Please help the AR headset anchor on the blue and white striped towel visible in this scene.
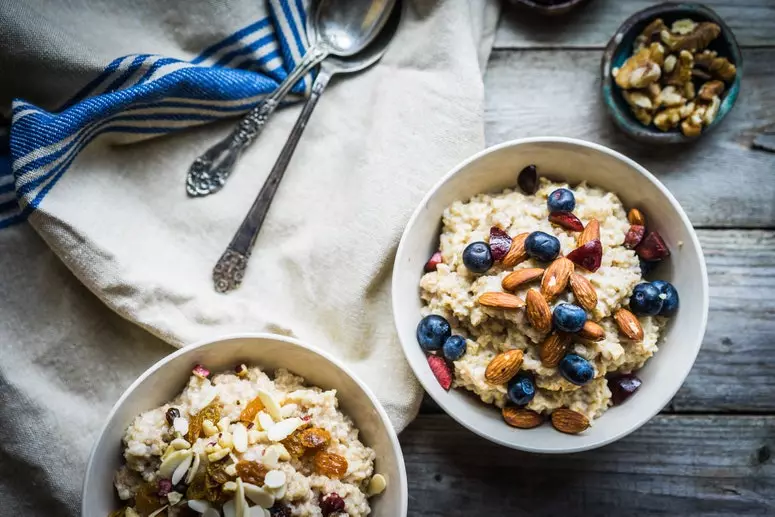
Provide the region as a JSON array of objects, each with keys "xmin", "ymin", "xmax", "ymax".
[{"xmin": 0, "ymin": 0, "xmax": 311, "ymax": 229}]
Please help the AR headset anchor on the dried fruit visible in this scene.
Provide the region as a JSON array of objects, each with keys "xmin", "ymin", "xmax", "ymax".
[
  {"xmin": 525, "ymin": 289, "xmax": 552, "ymax": 333},
  {"xmin": 501, "ymin": 267, "xmax": 544, "ymax": 291},
  {"xmin": 624, "ymin": 225, "xmax": 646, "ymax": 249},
  {"xmin": 577, "ymin": 219, "xmax": 600, "ymax": 247},
  {"xmin": 192, "ymin": 364, "xmax": 210, "ymax": 379},
  {"xmin": 269, "ymin": 504, "xmax": 293, "ymax": 517},
  {"xmin": 314, "ymin": 452, "xmax": 348, "ymax": 479},
  {"xmin": 484, "ymin": 349, "xmax": 524, "ymax": 384},
  {"xmin": 489, "ymin": 227, "xmax": 512, "ymax": 261},
  {"xmin": 235, "ymin": 460, "xmax": 268, "ymax": 486},
  {"xmin": 234, "ymin": 363, "xmax": 248, "ymax": 378},
  {"xmin": 299, "ymin": 427, "xmax": 331, "ymax": 450},
  {"xmin": 567, "ymin": 239, "xmax": 602, "ymax": 273},
  {"xmin": 157, "ymin": 479, "xmax": 173, "ymax": 498},
  {"xmin": 478, "ymin": 292, "xmax": 525, "ymax": 310},
  {"xmin": 424, "ymin": 250, "xmax": 443, "ymax": 272},
  {"xmin": 187, "ymin": 401, "xmax": 221, "ymax": 443},
  {"xmin": 548, "ymin": 212, "xmax": 584, "ymax": 232},
  {"xmin": 517, "ymin": 164, "xmax": 538, "ymax": 194},
  {"xmin": 578, "ymin": 320, "xmax": 605, "ymax": 341},
  {"xmin": 541, "ymin": 257, "xmax": 574, "ymax": 300},
  {"xmin": 427, "ymin": 355, "xmax": 453, "ymax": 390},
  {"xmin": 660, "ymin": 22, "xmax": 720, "ymax": 52},
  {"xmin": 502, "ymin": 407, "xmax": 543, "ymax": 429},
  {"xmin": 698, "ymin": 80, "xmax": 725, "ymax": 102},
  {"xmin": 614, "ymin": 308, "xmax": 644, "ymax": 341},
  {"xmin": 240, "ymin": 396, "xmax": 265, "ymax": 424},
  {"xmin": 551, "ymin": 408, "xmax": 590, "ymax": 434},
  {"xmin": 636, "ymin": 231, "xmax": 670, "ymax": 261},
  {"xmin": 539, "ymin": 332, "xmax": 571, "ymax": 368},
  {"xmin": 281, "ymin": 429, "xmax": 308, "ymax": 458},
  {"xmin": 320, "ymin": 493, "xmax": 346, "ymax": 516},
  {"xmin": 165, "ymin": 407, "xmax": 181, "ymax": 427},
  {"xmin": 502, "ymin": 232, "xmax": 530, "ymax": 268},
  {"xmin": 627, "ymin": 208, "xmax": 645, "ymax": 227},
  {"xmin": 569, "ymin": 273, "xmax": 597, "ymax": 312},
  {"xmin": 134, "ymin": 482, "xmax": 164, "ymax": 515},
  {"xmin": 608, "ymin": 374, "xmax": 643, "ymax": 405}
]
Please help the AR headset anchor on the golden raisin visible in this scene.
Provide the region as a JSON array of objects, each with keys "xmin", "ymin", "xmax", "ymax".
[
  {"xmin": 313, "ymin": 451, "xmax": 348, "ymax": 479},
  {"xmin": 133, "ymin": 482, "xmax": 163, "ymax": 516},
  {"xmin": 186, "ymin": 400, "xmax": 221, "ymax": 443},
  {"xmin": 239, "ymin": 396, "xmax": 265, "ymax": 423},
  {"xmin": 299, "ymin": 427, "xmax": 331, "ymax": 450},
  {"xmin": 186, "ymin": 473, "xmax": 208, "ymax": 501},
  {"xmin": 235, "ymin": 460, "xmax": 268, "ymax": 485},
  {"xmin": 207, "ymin": 460, "xmax": 234, "ymax": 486},
  {"xmin": 281, "ymin": 429, "xmax": 307, "ymax": 458}
]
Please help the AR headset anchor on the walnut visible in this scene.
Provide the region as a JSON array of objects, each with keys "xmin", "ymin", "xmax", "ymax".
[
  {"xmin": 663, "ymin": 54, "xmax": 677, "ymax": 73},
  {"xmin": 666, "ymin": 50, "xmax": 694, "ymax": 86},
  {"xmin": 655, "ymin": 86, "xmax": 684, "ymax": 108},
  {"xmin": 694, "ymin": 50, "xmax": 737, "ymax": 81},
  {"xmin": 623, "ymin": 90, "xmax": 654, "ymax": 110},
  {"xmin": 632, "ymin": 108, "xmax": 653, "ymax": 126},
  {"xmin": 660, "ymin": 22, "xmax": 720, "ymax": 52},
  {"xmin": 681, "ymin": 119, "xmax": 702, "ymax": 137},
  {"xmin": 615, "ymin": 44, "xmax": 662, "ymax": 89},
  {"xmin": 634, "ymin": 18, "xmax": 668, "ymax": 51},
  {"xmin": 653, "ymin": 107, "xmax": 683, "ymax": 131},
  {"xmin": 684, "ymin": 81, "xmax": 696, "ymax": 100},
  {"xmin": 679, "ymin": 102, "xmax": 696, "ymax": 119},
  {"xmin": 698, "ymin": 80, "xmax": 725, "ymax": 102},
  {"xmin": 671, "ymin": 19, "xmax": 698, "ymax": 35},
  {"xmin": 702, "ymin": 96, "xmax": 721, "ymax": 125},
  {"xmin": 691, "ymin": 68, "xmax": 712, "ymax": 81}
]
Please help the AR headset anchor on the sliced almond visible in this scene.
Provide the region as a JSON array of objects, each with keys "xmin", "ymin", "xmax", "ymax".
[
  {"xmin": 578, "ymin": 320, "xmax": 606, "ymax": 341},
  {"xmin": 257, "ymin": 389, "xmax": 283, "ymax": 420},
  {"xmin": 169, "ymin": 437, "xmax": 191, "ymax": 450},
  {"xmin": 159, "ymin": 449, "xmax": 193, "ymax": 479},
  {"xmin": 502, "ymin": 407, "xmax": 543, "ymax": 429},
  {"xmin": 368, "ymin": 473, "xmax": 388, "ymax": 496},
  {"xmin": 243, "ymin": 482, "xmax": 275, "ymax": 509},
  {"xmin": 257, "ymin": 411, "xmax": 275, "ymax": 431},
  {"xmin": 478, "ymin": 292, "xmax": 525, "ymax": 310},
  {"xmin": 261, "ymin": 446, "xmax": 281, "ymax": 469},
  {"xmin": 551, "ymin": 408, "xmax": 590, "ymax": 434},
  {"xmin": 207, "ymin": 447, "xmax": 230, "ymax": 463},
  {"xmin": 484, "ymin": 349, "xmax": 524, "ymax": 384},
  {"xmin": 264, "ymin": 470, "xmax": 286, "ymax": 489},
  {"xmin": 569, "ymin": 273, "xmax": 598, "ymax": 312},
  {"xmin": 502, "ymin": 267, "xmax": 544, "ymax": 291},
  {"xmin": 539, "ymin": 332, "xmax": 571, "ymax": 367},
  {"xmin": 502, "ymin": 232, "xmax": 529, "ymax": 267},
  {"xmin": 577, "ymin": 219, "xmax": 600, "ymax": 247},
  {"xmin": 235, "ymin": 477, "xmax": 249, "ymax": 517},
  {"xmin": 267, "ymin": 417, "xmax": 305, "ymax": 442},
  {"xmin": 627, "ymin": 208, "xmax": 646, "ymax": 226},
  {"xmin": 185, "ymin": 451, "xmax": 201, "ymax": 485},
  {"xmin": 171, "ymin": 452, "xmax": 194, "ymax": 485},
  {"xmin": 232, "ymin": 422, "xmax": 248, "ymax": 453},
  {"xmin": 148, "ymin": 506, "xmax": 169, "ymax": 517},
  {"xmin": 525, "ymin": 289, "xmax": 552, "ymax": 333},
  {"xmin": 188, "ymin": 500, "xmax": 211, "ymax": 513},
  {"xmin": 173, "ymin": 417, "xmax": 189, "ymax": 436},
  {"xmin": 541, "ymin": 257, "xmax": 574, "ymax": 300},
  {"xmin": 614, "ymin": 308, "xmax": 644, "ymax": 341}
]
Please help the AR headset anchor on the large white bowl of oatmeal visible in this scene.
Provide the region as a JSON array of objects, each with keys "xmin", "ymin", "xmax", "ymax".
[
  {"xmin": 82, "ymin": 334, "xmax": 407, "ymax": 517},
  {"xmin": 392, "ymin": 137, "xmax": 708, "ymax": 453}
]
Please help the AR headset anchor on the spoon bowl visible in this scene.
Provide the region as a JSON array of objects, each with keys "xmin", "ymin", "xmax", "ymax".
[{"xmin": 314, "ymin": 0, "xmax": 396, "ymax": 56}]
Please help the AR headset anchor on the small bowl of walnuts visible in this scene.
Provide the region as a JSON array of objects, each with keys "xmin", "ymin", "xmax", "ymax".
[{"xmin": 601, "ymin": 2, "xmax": 742, "ymax": 144}]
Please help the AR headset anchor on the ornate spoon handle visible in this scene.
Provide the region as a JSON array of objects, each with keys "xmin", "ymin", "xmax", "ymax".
[
  {"xmin": 212, "ymin": 68, "xmax": 333, "ymax": 293},
  {"xmin": 186, "ymin": 46, "xmax": 328, "ymax": 197}
]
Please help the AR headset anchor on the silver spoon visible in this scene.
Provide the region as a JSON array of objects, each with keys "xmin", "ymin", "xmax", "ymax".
[
  {"xmin": 212, "ymin": 0, "xmax": 402, "ymax": 293},
  {"xmin": 186, "ymin": 0, "xmax": 396, "ymax": 197}
]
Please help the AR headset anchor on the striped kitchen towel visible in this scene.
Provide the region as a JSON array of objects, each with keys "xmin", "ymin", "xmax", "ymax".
[{"xmin": 0, "ymin": 0, "xmax": 312, "ymax": 229}]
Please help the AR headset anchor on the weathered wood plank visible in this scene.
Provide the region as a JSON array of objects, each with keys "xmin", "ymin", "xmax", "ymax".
[
  {"xmin": 495, "ymin": 0, "xmax": 775, "ymax": 49},
  {"xmin": 484, "ymin": 48, "xmax": 775, "ymax": 228},
  {"xmin": 401, "ymin": 414, "xmax": 775, "ymax": 516}
]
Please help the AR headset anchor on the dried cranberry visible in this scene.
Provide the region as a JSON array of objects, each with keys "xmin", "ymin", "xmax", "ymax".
[
  {"xmin": 269, "ymin": 504, "xmax": 292, "ymax": 517},
  {"xmin": 157, "ymin": 478, "xmax": 173, "ymax": 497},
  {"xmin": 489, "ymin": 227, "xmax": 512, "ymax": 261},
  {"xmin": 320, "ymin": 493, "xmax": 346, "ymax": 516},
  {"xmin": 424, "ymin": 250, "xmax": 443, "ymax": 272},
  {"xmin": 566, "ymin": 239, "xmax": 602, "ymax": 272},
  {"xmin": 548, "ymin": 212, "xmax": 584, "ymax": 232},
  {"xmin": 624, "ymin": 225, "xmax": 646, "ymax": 249},
  {"xmin": 636, "ymin": 231, "xmax": 670, "ymax": 261},
  {"xmin": 517, "ymin": 164, "xmax": 538, "ymax": 194},
  {"xmin": 165, "ymin": 408, "xmax": 180, "ymax": 427},
  {"xmin": 608, "ymin": 374, "xmax": 643, "ymax": 405}
]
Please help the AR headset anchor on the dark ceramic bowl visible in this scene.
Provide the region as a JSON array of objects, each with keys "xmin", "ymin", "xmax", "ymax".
[
  {"xmin": 510, "ymin": 0, "xmax": 590, "ymax": 16},
  {"xmin": 601, "ymin": 2, "xmax": 742, "ymax": 144}
]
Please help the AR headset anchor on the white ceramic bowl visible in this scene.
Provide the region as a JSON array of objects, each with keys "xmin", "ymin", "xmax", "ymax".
[
  {"xmin": 392, "ymin": 137, "xmax": 708, "ymax": 453},
  {"xmin": 82, "ymin": 333, "xmax": 408, "ymax": 516}
]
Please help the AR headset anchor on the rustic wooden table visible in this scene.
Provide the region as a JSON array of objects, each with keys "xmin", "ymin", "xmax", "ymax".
[{"xmin": 399, "ymin": 1, "xmax": 775, "ymax": 515}]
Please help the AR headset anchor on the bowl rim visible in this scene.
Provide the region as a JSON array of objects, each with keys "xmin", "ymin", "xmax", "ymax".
[
  {"xmin": 391, "ymin": 136, "xmax": 709, "ymax": 453},
  {"xmin": 81, "ymin": 332, "xmax": 409, "ymax": 516},
  {"xmin": 600, "ymin": 2, "xmax": 743, "ymax": 144}
]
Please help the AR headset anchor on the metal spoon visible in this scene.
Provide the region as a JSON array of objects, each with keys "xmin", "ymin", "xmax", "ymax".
[
  {"xmin": 212, "ymin": 1, "xmax": 402, "ymax": 293},
  {"xmin": 186, "ymin": 0, "xmax": 396, "ymax": 197}
]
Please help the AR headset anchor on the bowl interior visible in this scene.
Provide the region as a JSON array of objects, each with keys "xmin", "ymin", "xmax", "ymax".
[
  {"xmin": 393, "ymin": 138, "xmax": 708, "ymax": 453},
  {"xmin": 602, "ymin": 3, "xmax": 742, "ymax": 144},
  {"xmin": 82, "ymin": 334, "xmax": 407, "ymax": 516}
]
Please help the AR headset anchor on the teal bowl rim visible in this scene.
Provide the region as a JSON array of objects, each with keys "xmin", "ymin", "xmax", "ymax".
[{"xmin": 601, "ymin": 2, "xmax": 743, "ymax": 145}]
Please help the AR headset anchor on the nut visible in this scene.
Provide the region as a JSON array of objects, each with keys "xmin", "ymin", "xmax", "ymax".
[
  {"xmin": 663, "ymin": 54, "xmax": 677, "ymax": 73},
  {"xmin": 627, "ymin": 208, "xmax": 646, "ymax": 226},
  {"xmin": 666, "ymin": 50, "xmax": 694, "ymax": 86},
  {"xmin": 679, "ymin": 101, "xmax": 696, "ymax": 119},
  {"xmin": 656, "ymin": 85, "xmax": 684, "ymax": 107},
  {"xmin": 681, "ymin": 118, "xmax": 702, "ymax": 138},
  {"xmin": 622, "ymin": 90, "xmax": 653, "ymax": 110},
  {"xmin": 484, "ymin": 349, "xmax": 524, "ymax": 384},
  {"xmin": 502, "ymin": 407, "xmax": 543, "ymax": 429},
  {"xmin": 502, "ymin": 232, "xmax": 530, "ymax": 268},
  {"xmin": 541, "ymin": 257, "xmax": 574, "ymax": 300},
  {"xmin": 654, "ymin": 106, "xmax": 683, "ymax": 131},
  {"xmin": 539, "ymin": 332, "xmax": 571, "ymax": 368},
  {"xmin": 551, "ymin": 408, "xmax": 590, "ymax": 434},
  {"xmin": 671, "ymin": 18, "xmax": 697, "ymax": 35},
  {"xmin": 502, "ymin": 267, "xmax": 544, "ymax": 291},
  {"xmin": 525, "ymin": 289, "xmax": 552, "ymax": 333},
  {"xmin": 614, "ymin": 45, "xmax": 662, "ymax": 89},
  {"xmin": 694, "ymin": 50, "xmax": 737, "ymax": 81},
  {"xmin": 577, "ymin": 218, "xmax": 600, "ymax": 247},
  {"xmin": 478, "ymin": 292, "xmax": 526, "ymax": 310},
  {"xmin": 569, "ymin": 273, "xmax": 597, "ymax": 312},
  {"xmin": 614, "ymin": 308, "xmax": 644, "ymax": 341},
  {"xmin": 703, "ymin": 95, "xmax": 721, "ymax": 125},
  {"xmin": 698, "ymin": 80, "xmax": 725, "ymax": 101},
  {"xmin": 660, "ymin": 22, "xmax": 720, "ymax": 52},
  {"xmin": 634, "ymin": 18, "xmax": 667, "ymax": 51},
  {"xmin": 578, "ymin": 320, "xmax": 605, "ymax": 341},
  {"xmin": 684, "ymin": 81, "xmax": 696, "ymax": 100},
  {"xmin": 632, "ymin": 107, "xmax": 653, "ymax": 126}
]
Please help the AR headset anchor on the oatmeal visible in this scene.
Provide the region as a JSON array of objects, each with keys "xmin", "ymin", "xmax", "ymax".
[{"xmin": 110, "ymin": 365, "xmax": 386, "ymax": 516}]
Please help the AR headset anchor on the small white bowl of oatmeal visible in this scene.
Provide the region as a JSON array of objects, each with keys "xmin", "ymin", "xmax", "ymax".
[
  {"xmin": 392, "ymin": 137, "xmax": 708, "ymax": 453},
  {"xmin": 82, "ymin": 333, "xmax": 407, "ymax": 517}
]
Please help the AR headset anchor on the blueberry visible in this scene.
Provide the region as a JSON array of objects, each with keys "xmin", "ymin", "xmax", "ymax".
[
  {"xmin": 462, "ymin": 241, "xmax": 494, "ymax": 274},
  {"xmin": 547, "ymin": 188, "xmax": 575, "ymax": 212},
  {"xmin": 552, "ymin": 303, "xmax": 587, "ymax": 332},
  {"xmin": 639, "ymin": 258, "xmax": 657, "ymax": 277},
  {"xmin": 442, "ymin": 335, "xmax": 467, "ymax": 361},
  {"xmin": 559, "ymin": 354, "xmax": 595, "ymax": 386},
  {"xmin": 629, "ymin": 282, "xmax": 664, "ymax": 316},
  {"xmin": 416, "ymin": 315, "xmax": 451, "ymax": 352},
  {"xmin": 651, "ymin": 280, "xmax": 679, "ymax": 316},
  {"xmin": 524, "ymin": 231, "xmax": 561, "ymax": 262},
  {"xmin": 507, "ymin": 372, "xmax": 536, "ymax": 406}
]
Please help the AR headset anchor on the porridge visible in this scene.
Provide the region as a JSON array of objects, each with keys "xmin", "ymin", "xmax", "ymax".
[
  {"xmin": 416, "ymin": 165, "xmax": 679, "ymax": 434},
  {"xmin": 110, "ymin": 365, "xmax": 386, "ymax": 517}
]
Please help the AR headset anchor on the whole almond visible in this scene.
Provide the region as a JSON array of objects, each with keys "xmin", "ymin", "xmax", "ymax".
[
  {"xmin": 578, "ymin": 320, "xmax": 605, "ymax": 341},
  {"xmin": 478, "ymin": 292, "xmax": 525, "ymax": 310},
  {"xmin": 502, "ymin": 233, "xmax": 529, "ymax": 268},
  {"xmin": 484, "ymin": 349, "xmax": 524, "ymax": 384},
  {"xmin": 614, "ymin": 308, "xmax": 644, "ymax": 341},
  {"xmin": 569, "ymin": 273, "xmax": 598, "ymax": 311},
  {"xmin": 577, "ymin": 218, "xmax": 600, "ymax": 247},
  {"xmin": 627, "ymin": 208, "xmax": 646, "ymax": 226},
  {"xmin": 526, "ymin": 289, "xmax": 552, "ymax": 333},
  {"xmin": 502, "ymin": 407, "xmax": 543, "ymax": 429},
  {"xmin": 551, "ymin": 408, "xmax": 590, "ymax": 434},
  {"xmin": 541, "ymin": 257, "xmax": 574, "ymax": 300},
  {"xmin": 539, "ymin": 331, "xmax": 571, "ymax": 367},
  {"xmin": 502, "ymin": 267, "xmax": 544, "ymax": 291}
]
